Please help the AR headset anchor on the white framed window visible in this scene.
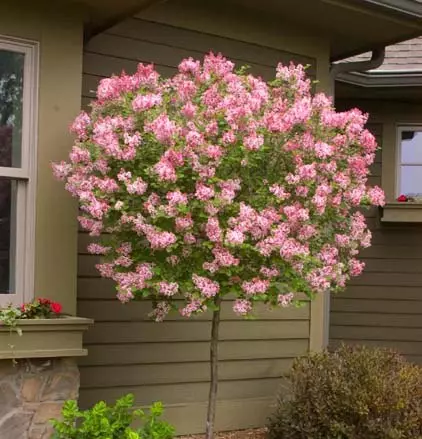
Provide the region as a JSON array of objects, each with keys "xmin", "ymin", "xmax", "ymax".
[
  {"xmin": 396, "ymin": 126, "xmax": 422, "ymax": 199},
  {"xmin": 0, "ymin": 36, "xmax": 38, "ymax": 306}
]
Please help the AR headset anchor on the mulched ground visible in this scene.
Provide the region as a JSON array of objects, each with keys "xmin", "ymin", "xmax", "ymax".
[{"xmin": 179, "ymin": 428, "xmax": 267, "ymax": 439}]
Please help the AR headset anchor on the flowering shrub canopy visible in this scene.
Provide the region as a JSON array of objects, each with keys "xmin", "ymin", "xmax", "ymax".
[{"xmin": 53, "ymin": 53, "xmax": 384, "ymax": 321}]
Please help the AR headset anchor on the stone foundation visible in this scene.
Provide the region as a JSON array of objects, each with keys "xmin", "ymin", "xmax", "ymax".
[{"xmin": 0, "ymin": 358, "xmax": 79, "ymax": 439}]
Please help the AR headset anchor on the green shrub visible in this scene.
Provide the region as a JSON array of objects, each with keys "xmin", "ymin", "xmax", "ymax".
[
  {"xmin": 50, "ymin": 394, "xmax": 175, "ymax": 439},
  {"xmin": 268, "ymin": 345, "xmax": 422, "ymax": 439}
]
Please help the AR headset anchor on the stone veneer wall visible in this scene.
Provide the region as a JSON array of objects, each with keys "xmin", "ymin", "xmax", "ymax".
[{"xmin": 0, "ymin": 358, "xmax": 79, "ymax": 439}]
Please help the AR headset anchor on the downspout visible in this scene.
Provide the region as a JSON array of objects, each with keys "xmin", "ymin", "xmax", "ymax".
[
  {"xmin": 329, "ymin": 47, "xmax": 386, "ymax": 97},
  {"xmin": 322, "ymin": 47, "xmax": 385, "ymax": 349}
]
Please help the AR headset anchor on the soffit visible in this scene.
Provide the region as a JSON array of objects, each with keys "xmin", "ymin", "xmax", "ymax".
[{"xmin": 65, "ymin": 0, "xmax": 422, "ymax": 57}]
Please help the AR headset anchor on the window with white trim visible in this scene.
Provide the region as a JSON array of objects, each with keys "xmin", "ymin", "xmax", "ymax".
[
  {"xmin": 397, "ymin": 127, "xmax": 422, "ymax": 198},
  {"xmin": 0, "ymin": 36, "xmax": 37, "ymax": 305}
]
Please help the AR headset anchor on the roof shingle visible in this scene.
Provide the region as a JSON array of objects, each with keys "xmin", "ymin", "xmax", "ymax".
[{"xmin": 346, "ymin": 37, "xmax": 422, "ymax": 71}]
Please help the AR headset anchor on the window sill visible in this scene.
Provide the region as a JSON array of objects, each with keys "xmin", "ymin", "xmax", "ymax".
[
  {"xmin": 0, "ymin": 316, "xmax": 93, "ymax": 360},
  {"xmin": 382, "ymin": 202, "xmax": 422, "ymax": 223}
]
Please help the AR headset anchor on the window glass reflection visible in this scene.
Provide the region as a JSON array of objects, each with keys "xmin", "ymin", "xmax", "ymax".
[
  {"xmin": 0, "ymin": 49, "xmax": 24, "ymax": 168},
  {"xmin": 0, "ymin": 178, "xmax": 17, "ymax": 294},
  {"xmin": 400, "ymin": 165, "xmax": 422, "ymax": 197},
  {"xmin": 401, "ymin": 131, "xmax": 422, "ymax": 164}
]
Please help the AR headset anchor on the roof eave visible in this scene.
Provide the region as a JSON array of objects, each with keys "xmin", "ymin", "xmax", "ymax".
[
  {"xmin": 331, "ymin": 27, "xmax": 422, "ymax": 61},
  {"xmin": 357, "ymin": 0, "xmax": 422, "ymax": 18},
  {"xmin": 331, "ymin": 0, "xmax": 422, "ymax": 61}
]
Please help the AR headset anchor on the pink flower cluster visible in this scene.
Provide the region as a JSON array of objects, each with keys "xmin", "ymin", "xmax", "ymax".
[{"xmin": 53, "ymin": 53, "xmax": 383, "ymax": 320}]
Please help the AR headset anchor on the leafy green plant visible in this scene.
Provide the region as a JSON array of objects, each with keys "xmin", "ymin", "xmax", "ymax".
[
  {"xmin": 0, "ymin": 297, "xmax": 62, "ymax": 335},
  {"xmin": 0, "ymin": 305, "xmax": 23, "ymax": 335},
  {"xmin": 268, "ymin": 345, "xmax": 422, "ymax": 439},
  {"xmin": 50, "ymin": 394, "xmax": 175, "ymax": 439}
]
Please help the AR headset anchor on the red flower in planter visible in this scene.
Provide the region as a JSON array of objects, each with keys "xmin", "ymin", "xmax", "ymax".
[
  {"xmin": 2, "ymin": 298, "xmax": 63, "ymax": 324},
  {"xmin": 397, "ymin": 195, "xmax": 408, "ymax": 202},
  {"xmin": 50, "ymin": 302, "xmax": 62, "ymax": 314}
]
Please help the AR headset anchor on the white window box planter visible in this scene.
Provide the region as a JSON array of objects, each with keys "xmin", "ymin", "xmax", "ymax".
[
  {"xmin": 381, "ymin": 202, "xmax": 422, "ymax": 222},
  {"xmin": 0, "ymin": 316, "xmax": 93, "ymax": 359}
]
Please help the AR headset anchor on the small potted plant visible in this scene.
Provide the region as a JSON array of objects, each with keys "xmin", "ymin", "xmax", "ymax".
[{"xmin": 0, "ymin": 297, "xmax": 64, "ymax": 334}]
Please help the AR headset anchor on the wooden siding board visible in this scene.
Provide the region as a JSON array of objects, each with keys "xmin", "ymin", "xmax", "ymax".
[
  {"xmin": 337, "ymin": 286, "xmax": 422, "ymax": 301},
  {"xmin": 372, "ymin": 229, "xmax": 422, "ymax": 245},
  {"xmin": 83, "ymin": 52, "xmax": 177, "ymax": 79},
  {"xmin": 163, "ymin": 397, "xmax": 275, "ymax": 435},
  {"xmin": 161, "ymin": 397, "xmax": 275, "ymax": 435},
  {"xmin": 80, "ymin": 377, "xmax": 284, "ymax": 406},
  {"xmin": 82, "ymin": 74, "xmax": 103, "ymax": 99},
  {"xmin": 331, "ymin": 312, "xmax": 422, "ymax": 328},
  {"xmin": 79, "ymin": 339, "xmax": 309, "ymax": 366},
  {"xmin": 78, "ymin": 233, "xmax": 99, "ymax": 254},
  {"xmin": 78, "ymin": 299, "xmax": 310, "ymax": 321},
  {"xmin": 348, "ymin": 273, "xmax": 422, "ymax": 286},
  {"xmin": 367, "ymin": 176, "xmax": 381, "ymax": 187},
  {"xmin": 87, "ymin": 33, "xmax": 278, "ymax": 81},
  {"xmin": 365, "ymin": 217, "xmax": 378, "ymax": 230},
  {"xmin": 78, "ymin": 278, "xmax": 117, "ymax": 299},
  {"xmin": 370, "ymin": 163, "xmax": 382, "ymax": 177},
  {"xmin": 361, "ymin": 258, "xmax": 422, "ymax": 273},
  {"xmin": 332, "ymin": 298, "xmax": 422, "ymax": 314},
  {"xmin": 361, "ymin": 244, "xmax": 422, "ymax": 259},
  {"xmin": 332, "ymin": 325, "xmax": 422, "ymax": 342},
  {"xmin": 80, "ymin": 358, "xmax": 294, "ymax": 388},
  {"xmin": 84, "ymin": 320, "xmax": 310, "ymax": 344},
  {"xmin": 107, "ymin": 18, "xmax": 316, "ymax": 74}
]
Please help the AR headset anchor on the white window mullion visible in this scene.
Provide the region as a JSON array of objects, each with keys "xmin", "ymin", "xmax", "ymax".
[
  {"xmin": 0, "ymin": 167, "xmax": 30, "ymax": 179},
  {"xmin": 8, "ymin": 180, "xmax": 18, "ymax": 296},
  {"xmin": 22, "ymin": 41, "xmax": 38, "ymax": 305},
  {"xmin": 400, "ymin": 163, "xmax": 422, "ymax": 166},
  {"xmin": 15, "ymin": 180, "xmax": 31, "ymax": 302}
]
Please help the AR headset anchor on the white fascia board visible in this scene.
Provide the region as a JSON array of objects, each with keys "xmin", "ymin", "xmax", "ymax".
[{"xmin": 337, "ymin": 70, "xmax": 422, "ymax": 87}]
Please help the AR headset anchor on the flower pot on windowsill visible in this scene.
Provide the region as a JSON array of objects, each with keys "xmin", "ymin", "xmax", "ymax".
[{"xmin": 0, "ymin": 316, "xmax": 93, "ymax": 359}]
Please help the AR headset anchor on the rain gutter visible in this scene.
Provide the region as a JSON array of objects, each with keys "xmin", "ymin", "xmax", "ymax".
[{"xmin": 329, "ymin": 47, "xmax": 386, "ymax": 96}]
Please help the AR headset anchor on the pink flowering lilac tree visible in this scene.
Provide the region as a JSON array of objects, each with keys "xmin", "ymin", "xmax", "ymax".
[{"xmin": 53, "ymin": 53, "xmax": 384, "ymax": 438}]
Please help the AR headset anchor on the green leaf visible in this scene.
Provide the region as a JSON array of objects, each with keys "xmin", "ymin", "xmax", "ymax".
[{"xmin": 50, "ymin": 394, "xmax": 175, "ymax": 439}]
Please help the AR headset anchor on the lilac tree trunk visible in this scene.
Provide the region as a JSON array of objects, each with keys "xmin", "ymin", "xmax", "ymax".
[{"xmin": 205, "ymin": 295, "xmax": 222, "ymax": 439}]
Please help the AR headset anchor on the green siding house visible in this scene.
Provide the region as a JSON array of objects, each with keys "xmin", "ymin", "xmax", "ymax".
[{"xmin": 1, "ymin": 0, "xmax": 422, "ymax": 436}]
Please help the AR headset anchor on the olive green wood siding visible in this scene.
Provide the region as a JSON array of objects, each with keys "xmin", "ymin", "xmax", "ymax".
[
  {"xmin": 329, "ymin": 119, "xmax": 422, "ymax": 365},
  {"xmin": 77, "ymin": 7, "xmax": 327, "ymax": 434}
]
